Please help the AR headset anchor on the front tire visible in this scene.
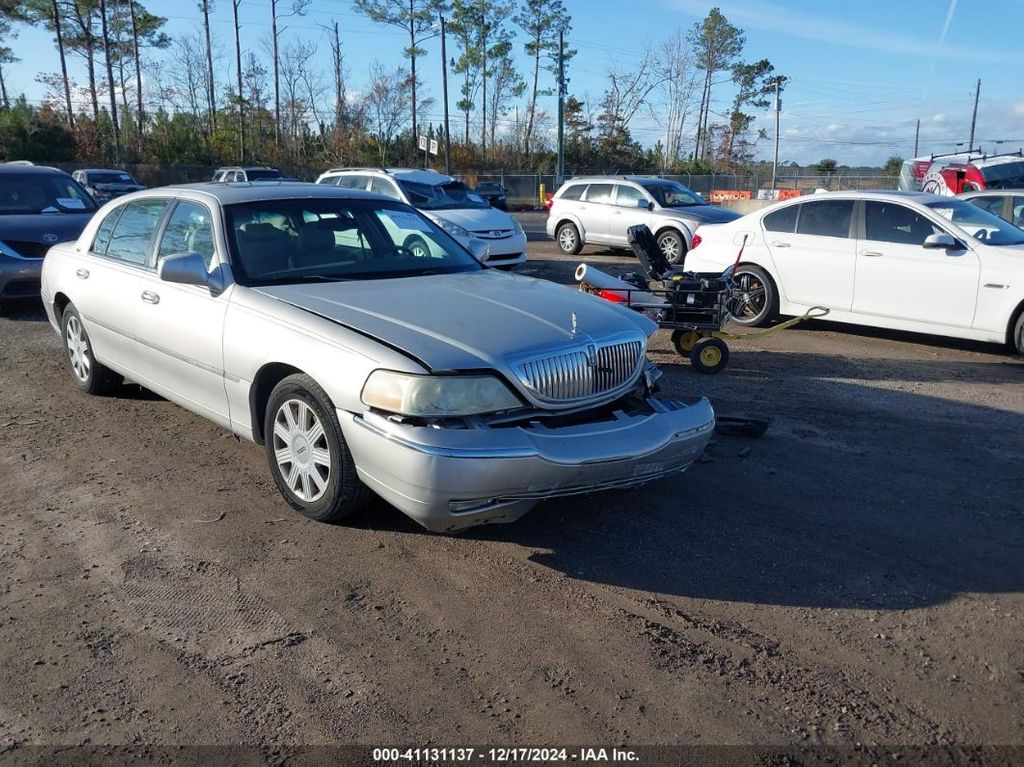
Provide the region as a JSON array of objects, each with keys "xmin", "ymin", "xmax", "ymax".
[
  {"xmin": 264, "ymin": 373, "xmax": 372, "ymax": 523},
  {"xmin": 729, "ymin": 265, "xmax": 778, "ymax": 327},
  {"xmin": 556, "ymin": 222, "xmax": 583, "ymax": 255},
  {"xmin": 60, "ymin": 305, "xmax": 121, "ymax": 395},
  {"xmin": 657, "ymin": 229, "xmax": 686, "ymax": 265}
]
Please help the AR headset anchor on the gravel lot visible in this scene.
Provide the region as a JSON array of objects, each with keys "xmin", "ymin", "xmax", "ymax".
[{"xmin": 1, "ymin": 211, "xmax": 1022, "ymax": 754}]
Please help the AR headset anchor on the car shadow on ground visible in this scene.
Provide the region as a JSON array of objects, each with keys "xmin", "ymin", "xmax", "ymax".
[
  {"xmin": 0, "ymin": 299, "xmax": 47, "ymax": 322},
  {"xmin": 783, "ymin": 318, "xmax": 1015, "ymax": 356},
  {"xmin": 349, "ymin": 365, "xmax": 1024, "ymax": 612}
]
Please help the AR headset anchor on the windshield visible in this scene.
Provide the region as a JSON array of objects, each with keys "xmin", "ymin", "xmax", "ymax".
[
  {"xmin": 246, "ymin": 169, "xmax": 283, "ymax": 180},
  {"xmin": 637, "ymin": 180, "xmax": 705, "ymax": 208},
  {"xmin": 397, "ymin": 179, "xmax": 490, "ymax": 210},
  {"xmin": 0, "ymin": 173, "xmax": 98, "ymax": 215},
  {"xmin": 89, "ymin": 171, "xmax": 136, "ymax": 185},
  {"xmin": 980, "ymin": 160, "xmax": 1024, "ymax": 190},
  {"xmin": 926, "ymin": 199, "xmax": 1024, "ymax": 246},
  {"xmin": 475, "ymin": 183, "xmax": 502, "ymax": 193},
  {"xmin": 225, "ymin": 198, "xmax": 484, "ymax": 285}
]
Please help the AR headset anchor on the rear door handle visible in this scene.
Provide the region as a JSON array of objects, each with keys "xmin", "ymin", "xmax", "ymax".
[
  {"xmin": 141, "ymin": 290, "xmax": 160, "ymax": 304},
  {"xmin": 771, "ymin": 241, "xmax": 790, "ymax": 248},
  {"xmin": 75, "ymin": 268, "xmax": 89, "ymax": 279},
  {"xmin": 860, "ymin": 250, "xmax": 883, "ymax": 257}
]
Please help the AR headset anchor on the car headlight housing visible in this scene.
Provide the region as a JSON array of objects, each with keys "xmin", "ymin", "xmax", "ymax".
[
  {"xmin": 512, "ymin": 219, "xmax": 524, "ymax": 236},
  {"xmin": 361, "ymin": 370, "xmax": 522, "ymax": 417},
  {"xmin": 428, "ymin": 216, "xmax": 473, "ymax": 239}
]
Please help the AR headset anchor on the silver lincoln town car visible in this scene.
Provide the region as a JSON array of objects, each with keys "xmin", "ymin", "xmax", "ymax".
[{"xmin": 40, "ymin": 183, "xmax": 715, "ymax": 532}]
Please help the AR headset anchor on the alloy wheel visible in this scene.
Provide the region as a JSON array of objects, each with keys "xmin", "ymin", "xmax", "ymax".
[
  {"xmin": 272, "ymin": 398, "xmax": 331, "ymax": 503},
  {"xmin": 731, "ymin": 272, "xmax": 768, "ymax": 321},
  {"xmin": 65, "ymin": 315, "xmax": 91, "ymax": 382}
]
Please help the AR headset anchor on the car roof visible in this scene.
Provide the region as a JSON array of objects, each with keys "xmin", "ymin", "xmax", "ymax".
[
  {"xmin": 0, "ymin": 164, "xmax": 69, "ymax": 176},
  {"xmin": 153, "ymin": 181, "xmax": 385, "ymax": 204},
  {"xmin": 324, "ymin": 167, "xmax": 454, "ymax": 185},
  {"xmin": 775, "ymin": 190, "xmax": 950, "ymax": 205},
  {"xmin": 960, "ymin": 189, "xmax": 1024, "ymax": 197},
  {"xmin": 78, "ymin": 168, "xmax": 133, "ymax": 174},
  {"xmin": 215, "ymin": 166, "xmax": 279, "ymax": 172}
]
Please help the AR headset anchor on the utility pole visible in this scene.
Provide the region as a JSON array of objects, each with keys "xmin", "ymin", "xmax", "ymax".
[
  {"xmin": 440, "ymin": 12, "xmax": 451, "ymax": 175},
  {"xmin": 770, "ymin": 77, "xmax": 781, "ymax": 191},
  {"xmin": 968, "ymin": 78, "xmax": 981, "ymax": 153},
  {"xmin": 556, "ymin": 29, "xmax": 565, "ymax": 185},
  {"xmin": 233, "ymin": 0, "xmax": 245, "ymax": 163},
  {"xmin": 913, "ymin": 118, "xmax": 920, "ymax": 157}
]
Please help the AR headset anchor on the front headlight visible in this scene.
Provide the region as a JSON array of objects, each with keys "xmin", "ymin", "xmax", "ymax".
[
  {"xmin": 512, "ymin": 219, "xmax": 524, "ymax": 236},
  {"xmin": 428, "ymin": 216, "xmax": 473, "ymax": 239},
  {"xmin": 361, "ymin": 370, "xmax": 522, "ymax": 417}
]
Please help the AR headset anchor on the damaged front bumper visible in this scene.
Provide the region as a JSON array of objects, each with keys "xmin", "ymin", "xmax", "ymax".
[{"xmin": 340, "ymin": 395, "xmax": 715, "ymax": 532}]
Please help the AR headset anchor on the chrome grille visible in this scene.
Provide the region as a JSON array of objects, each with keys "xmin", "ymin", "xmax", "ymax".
[
  {"xmin": 472, "ymin": 229, "xmax": 514, "ymax": 240},
  {"xmin": 515, "ymin": 338, "xmax": 645, "ymax": 402}
]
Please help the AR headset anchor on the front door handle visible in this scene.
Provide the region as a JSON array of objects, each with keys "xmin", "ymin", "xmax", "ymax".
[
  {"xmin": 141, "ymin": 290, "xmax": 160, "ymax": 304},
  {"xmin": 860, "ymin": 250, "xmax": 883, "ymax": 257},
  {"xmin": 771, "ymin": 241, "xmax": 791, "ymax": 248},
  {"xmin": 75, "ymin": 268, "xmax": 89, "ymax": 279}
]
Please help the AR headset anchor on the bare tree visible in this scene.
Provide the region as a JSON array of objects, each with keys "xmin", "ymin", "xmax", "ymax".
[
  {"xmin": 98, "ymin": 0, "xmax": 121, "ymax": 159},
  {"xmin": 199, "ymin": 0, "xmax": 216, "ymax": 133},
  {"xmin": 363, "ymin": 61, "xmax": 412, "ymax": 165},
  {"xmin": 270, "ymin": 0, "xmax": 310, "ymax": 146},
  {"xmin": 232, "ymin": 0, "xmax": 244, "ymax": 161},
  {"xmin": 653, "ymin": 28, "xmax": 698, "ymax": 167},
  {"xmin": 598, "ymin": 49, "xmax": 660, "ymax": 139}
]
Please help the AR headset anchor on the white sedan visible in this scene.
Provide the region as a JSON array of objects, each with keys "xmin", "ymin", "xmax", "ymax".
[
  {"xmin": 684, "ymin": 191, "xmax": 1024, "ymax": 354},
  {"xmin": 40, "ymin": 183, "xmax": 714, "ymax": 532}
]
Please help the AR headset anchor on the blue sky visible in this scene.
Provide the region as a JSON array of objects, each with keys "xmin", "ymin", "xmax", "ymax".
[{"xmin": 4, "ymin": 0, "xmax": 1023, "ymax": 165}]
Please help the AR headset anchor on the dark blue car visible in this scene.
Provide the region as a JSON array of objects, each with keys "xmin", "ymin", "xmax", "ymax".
[{"xmin": 0, "ymin": 164, "xmax": 97, "ymax": 309}]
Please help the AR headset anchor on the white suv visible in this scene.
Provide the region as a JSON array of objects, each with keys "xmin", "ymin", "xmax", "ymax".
[{"xmin": 316, "ymin": 168, "xmax": 527, "ymax": 268}]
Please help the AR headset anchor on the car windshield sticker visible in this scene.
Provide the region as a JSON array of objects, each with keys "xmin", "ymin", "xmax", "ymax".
[
  {"xmin": 382, "ymin": 210, "xmax": 432, "ymax": 232},
  {"xmin": 56, "ymin": 197, "xmax": 87, "ymax": 210}
]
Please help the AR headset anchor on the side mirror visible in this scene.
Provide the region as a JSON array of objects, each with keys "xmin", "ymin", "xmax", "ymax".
[
  {"xmin": 158, "ymin": 251, "xmax": 211, "ymax": 286},
  {"xmin": 468, "ymin": 238, "xmax": 491, "ymax": 263},
  {"xmin": 923, "ymin": 232, "xmax": 960, "ymax": 249}
]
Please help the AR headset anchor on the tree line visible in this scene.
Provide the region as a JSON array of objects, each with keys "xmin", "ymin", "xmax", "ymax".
[{"xmin": 0, "ymin": 1, "xmax": 791, "ymax": 176}]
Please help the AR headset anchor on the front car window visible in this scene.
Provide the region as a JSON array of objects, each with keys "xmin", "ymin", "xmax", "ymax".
[
  {"xmin": 926, "ymin": 199, "xmax": 1024, "ymax": 246},
  {"xmin": 864, "ymin": 202, "xmax": 939, "ymax": 246},
  {"xmin": 396, "ymin": 179, "xmax": 489, "ymax": 210},
  {"xmin": 335, "ymin": 175, "xmax": 369, "ymax": 190},
  {"xmin": 637, "ymin": 180, "xmax": 704, "ymax": 208},
  {"xmin": 158, "ymin": 201, "xmax": 217, "ymax": 268},
  {"xmin": 225, "ymin": 198, "xmax": 484, "ymax": 285},
  {"xmin": 795, "ymin": 200, "xmax": 854, "ymax": 238},
  {"xmin": 0, "ymin": 173, "xmax": 98, "ymax": 215},
  {"xmin": 105, "ymin": 199, "xmax": 170, "ymax": 265},
  {"xmin": 369, "ymin": 177, "xmax": 401, "ymax": 199}
]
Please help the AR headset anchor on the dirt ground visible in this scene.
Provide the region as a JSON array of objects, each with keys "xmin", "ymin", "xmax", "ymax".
[{"xmin": 1, "ymin": 215, "xmax": 1022, "ymax": 757}]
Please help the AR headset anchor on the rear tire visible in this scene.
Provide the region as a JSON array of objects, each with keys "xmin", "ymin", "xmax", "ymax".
[
  {"xmin": 1013, "ymin": 311, "xmax": 1024, "ymax": 357},
  {"xmin": 264, "ymin": 373, "xmax": 373, "ymax": 523},
  {"xmin": 556, "ymin": 222, "xmax": 583, "ymax": 255},
  {"xmin": 729, "ymin": 265, "xmax": 778, "ymax": 328},
  {"xmin": 403, "ymin": 234, "xmax": 430, "ymax": 258},
  {"xmin": 60, "ymin": 304, "xmax": 122, "ymax": 395}
]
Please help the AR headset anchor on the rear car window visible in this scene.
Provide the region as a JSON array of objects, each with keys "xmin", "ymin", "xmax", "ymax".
[
  {"xmin": 795, "ymin": 200, "xmax": 853, "ymax": 238},
  {"xmin": 763, "ymin": 205, "xmax": 798, "ymax": 233},
  {"xmin": 105, "ymin": 199, "xmax": 170, "ymax": 266},
  {"xmin": 559, "ymin": 184, "xmax": 586, "ymax": 201},
  {"xmin": 584, "ymin": 184, "xmax": 614, "ymax": 204}
]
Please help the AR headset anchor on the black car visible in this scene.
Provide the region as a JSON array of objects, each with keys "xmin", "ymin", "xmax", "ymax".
[
  {"xmin": 0, "ymin": 165, "xmax": 98, "ymax": 308},
  {"xmin": 71, "ymin": 168, "xmax": 145, "ymax": 203},
  {"xmin": 474, "ymin": 181, "xmax": 508, "ymax": 211}
]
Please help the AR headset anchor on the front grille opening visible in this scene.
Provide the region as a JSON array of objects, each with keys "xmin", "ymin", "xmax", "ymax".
[{"xmin": 516, "ymin": 338, "xmax": 645, "ymax": 402}]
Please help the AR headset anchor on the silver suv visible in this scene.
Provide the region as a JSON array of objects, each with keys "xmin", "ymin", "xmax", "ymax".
[{"xmin": 545, "ymin": 176, "xmax": 740, "ymax": 264}]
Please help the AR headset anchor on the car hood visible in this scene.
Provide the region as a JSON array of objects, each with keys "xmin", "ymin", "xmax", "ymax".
[
  {"xmin": 0, "ymin": 212, "xmax": 95, "ymax": 245},
  {"xmin": 659, "ymin": 205, "xmax": 741, "ymax": 224},
  {"xmin": 426, "ymin": 206, "xmax": 515, "ymax": 232},
  {"xmin": 253, "ymin": 270, "xmax": 655, "ymax": 373}
]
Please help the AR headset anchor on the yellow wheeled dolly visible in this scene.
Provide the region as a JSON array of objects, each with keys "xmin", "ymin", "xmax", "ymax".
[{"xmin": 670, "ymin": 306, "xmax": 830, "ymax": 374}]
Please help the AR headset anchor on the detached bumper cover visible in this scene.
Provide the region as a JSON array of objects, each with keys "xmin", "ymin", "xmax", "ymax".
[{"xmin": 341, "ymin": 396, "xmax": 714, "ymax": 532}]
